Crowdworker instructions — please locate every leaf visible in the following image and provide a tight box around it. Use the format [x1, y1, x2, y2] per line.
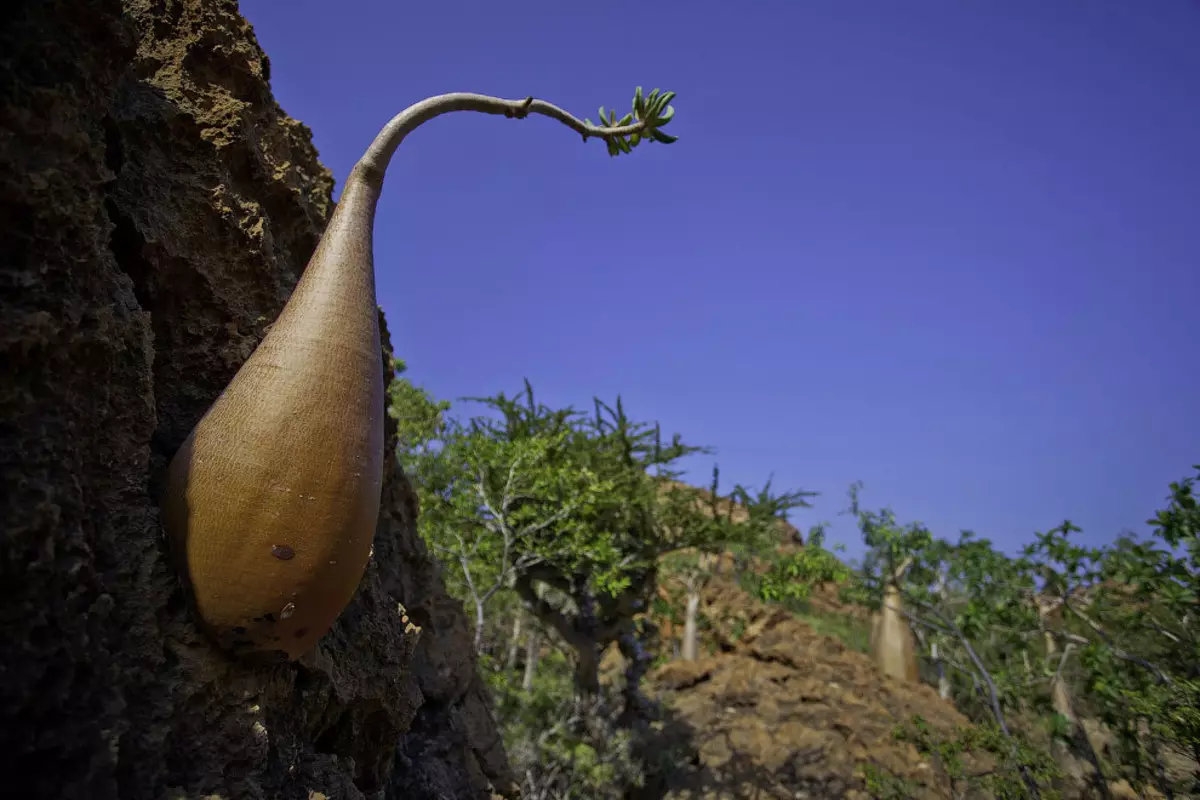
[653, 91, 676, 116]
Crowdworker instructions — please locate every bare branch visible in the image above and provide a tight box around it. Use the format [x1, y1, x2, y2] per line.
[1046, 626, 1173, 686]
[1053, 642, 1074, 686]
[906, 595, 1043, 799]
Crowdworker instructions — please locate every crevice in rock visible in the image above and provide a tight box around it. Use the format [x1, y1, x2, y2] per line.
[103, 114, 124, 176]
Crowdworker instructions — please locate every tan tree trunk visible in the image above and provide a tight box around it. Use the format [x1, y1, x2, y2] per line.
[682, 590, 701, 661]
[869, 558, 920, 683]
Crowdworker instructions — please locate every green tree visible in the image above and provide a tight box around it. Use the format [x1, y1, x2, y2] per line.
[390, 370, 808, 713]
[816, 472, 1200, 799]
[1022, 468, 1200, 797]
[833, 487, 1058, 798]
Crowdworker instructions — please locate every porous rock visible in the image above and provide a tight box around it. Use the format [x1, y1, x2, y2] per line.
[0, 0, 512, 797]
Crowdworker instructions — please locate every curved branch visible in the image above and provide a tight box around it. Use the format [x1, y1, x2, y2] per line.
[357, 92, 650, 182]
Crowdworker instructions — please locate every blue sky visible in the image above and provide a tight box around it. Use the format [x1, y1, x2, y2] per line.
[241, 0, 1199, 562]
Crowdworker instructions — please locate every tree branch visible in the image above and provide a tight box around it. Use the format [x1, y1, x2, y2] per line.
[906, 595, 1043, 799]
[358, 93, 653, 183]
[515, 573, 587, 652]
[1051, 641, 1074, 689]
[1046, 626, 1173, 686]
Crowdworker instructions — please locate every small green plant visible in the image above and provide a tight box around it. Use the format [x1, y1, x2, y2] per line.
[865, 715, 1063, 800]
[794, 606, 871, 654]
[751, 524, 850, 604]
[860, 763, 921, 799]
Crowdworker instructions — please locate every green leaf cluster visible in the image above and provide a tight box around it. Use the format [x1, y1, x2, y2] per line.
[587, 86, 678, 156]
[752, 525, 850, 604]
[862, 715, 1062, 800]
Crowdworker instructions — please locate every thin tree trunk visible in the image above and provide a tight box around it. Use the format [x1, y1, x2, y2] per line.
[473, 597, 486, 655]
[506, 608, 524, 670]
[1045, 632, 1112, 799]
[522, 628, 539, 691]
[932, 641, 952, 699]
[682, 590, 701, 661]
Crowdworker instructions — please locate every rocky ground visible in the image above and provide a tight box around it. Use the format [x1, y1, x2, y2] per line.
[639, 573, 1175, 800]
[642, 578, 986, 799]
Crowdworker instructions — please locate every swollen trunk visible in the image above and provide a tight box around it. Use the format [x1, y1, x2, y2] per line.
[161, 171, 386, 662]
[869, 584, 920, 683]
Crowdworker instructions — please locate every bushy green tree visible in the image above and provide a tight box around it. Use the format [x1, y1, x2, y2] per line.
[388, 364, 808, 793]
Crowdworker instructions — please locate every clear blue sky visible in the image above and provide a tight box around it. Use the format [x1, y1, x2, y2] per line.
[241, 0, 1199, 562]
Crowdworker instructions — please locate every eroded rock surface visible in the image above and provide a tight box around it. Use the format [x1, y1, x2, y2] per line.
[0, 0, 511, 797]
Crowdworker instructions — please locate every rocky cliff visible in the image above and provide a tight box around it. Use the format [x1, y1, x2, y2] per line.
[0, 0, 512, 797]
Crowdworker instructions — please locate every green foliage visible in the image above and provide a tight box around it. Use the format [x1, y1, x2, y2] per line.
[752, 524, 850, 604]
[387, 357, 450, 462]
[486, 647, 645, 799]
[388, 355, 1198, 798]
[863, 715, 1062, 800]
[659, 465, 816, 655]
[586, 86, 679, 155]
[837, 471, 1200, 797]
[389, 364, 810, 792]
[793, 606, 871, 654]
[860, 763, 921, 800]
[1017, 467, 1200, 794]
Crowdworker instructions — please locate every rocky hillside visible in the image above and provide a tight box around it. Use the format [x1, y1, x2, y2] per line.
[641, 576, 982, 799]
[0, 1, 511, 797]
[643, 569, 1170, 799]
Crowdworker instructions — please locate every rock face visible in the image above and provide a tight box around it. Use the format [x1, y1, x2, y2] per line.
[0, 0, 511, 797]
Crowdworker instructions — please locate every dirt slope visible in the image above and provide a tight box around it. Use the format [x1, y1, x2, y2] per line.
[646, 579, 986, 799]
